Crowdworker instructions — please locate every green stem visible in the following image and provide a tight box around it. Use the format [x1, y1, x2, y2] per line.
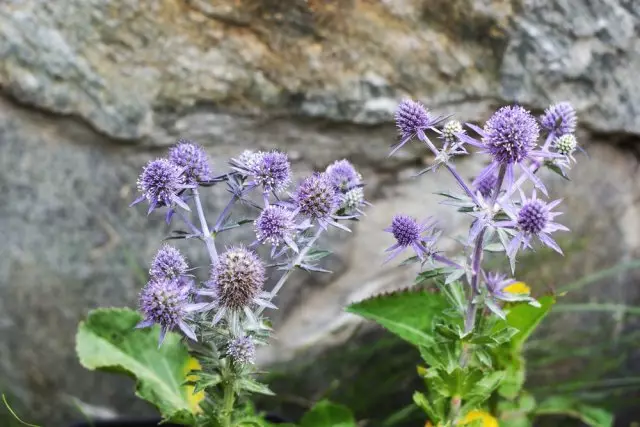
[221, 380, 236, 427]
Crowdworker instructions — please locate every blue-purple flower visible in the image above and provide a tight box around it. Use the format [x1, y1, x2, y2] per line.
[482, 271, 540, 318]
[149, 244, 189, 280]
[540, 102, 577, 137]
[497, 191, 568, 262]
[137, 277, 198, 345]
[325, 159, 361, 192]
[391, 99, 444, 156]
[460, 105, 558, 195]
[251, 151, 291, 193]
[227, 336, 256, 365]
[294, 173, 341, 229]
[384, 215, 440, 262]
[133, 158, 190, 213]
[201, 247, 274, 325]
[169, 140, 212, 185]
[254, 205, 298, 251]
[472, 172, 498, 200]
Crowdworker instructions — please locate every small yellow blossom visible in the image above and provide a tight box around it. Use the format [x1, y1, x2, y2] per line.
[459, 410, 499, 427]
[183, 357, 205, 413]
[503, 281, 530, 295]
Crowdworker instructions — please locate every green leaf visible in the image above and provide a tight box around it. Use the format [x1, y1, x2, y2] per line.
[497, 354, 525, 399]
[413, 392, 443, 424]
[304, 249, 332, 262]
[238, 378, 275, 396]
[299, 400, 357, 427]
[535, 396, 613, 427]
[415, 268, 448, 285]
[506, 296, 555, 349]
[346, 289, 446, 347]
[76, 308, 198, 424]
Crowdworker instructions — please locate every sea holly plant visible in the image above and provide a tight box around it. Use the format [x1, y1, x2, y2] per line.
[349, 100, 611, 426]
[75, 140, 368, 426]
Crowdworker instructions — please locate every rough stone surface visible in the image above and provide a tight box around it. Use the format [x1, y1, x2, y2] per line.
[1, 0, 640, 425]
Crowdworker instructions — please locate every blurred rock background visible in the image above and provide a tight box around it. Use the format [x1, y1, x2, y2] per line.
[1, 0, 639, 425]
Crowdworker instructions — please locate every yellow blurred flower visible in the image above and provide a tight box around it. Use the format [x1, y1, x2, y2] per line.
[503, 281, 530, 295]
[459, 410, 499, 427]
[183, 357, 205, 413]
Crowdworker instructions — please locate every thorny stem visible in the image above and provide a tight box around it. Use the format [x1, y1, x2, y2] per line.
[451, 164, 506, 425]
[220, 378, 236, 427]
[213, 194, 237, 232]
[255, 226, 325, 316]
[193, 188, 219, 265]
[419, 135, 479, 205]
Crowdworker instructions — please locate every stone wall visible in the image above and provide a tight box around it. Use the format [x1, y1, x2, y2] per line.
[1, 1, 639, 425]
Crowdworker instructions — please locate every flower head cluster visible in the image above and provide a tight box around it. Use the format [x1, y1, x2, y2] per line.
[203, 247, 273, 325]
[137, 277, 196, 345]
[392, 99, 443, 155]
[169, 140, 212, 185]
[227, 336, 256, 365]
[483, 105, 540, 165]
[325, 159, 361, 192]
[135, 159, 186, 212]
[460, 105, 559, 195]
[294, 173, 340, 228]
[472, 172, 497, 199]
[149, 245, 189, 280]
[254, 205, 297, 250]
[498, 191, 568, 263]
[442, 120, 464, 146]
[384, 215, 440, 262]
[250, 151, 291, 193]
[541, 102, 577, 137]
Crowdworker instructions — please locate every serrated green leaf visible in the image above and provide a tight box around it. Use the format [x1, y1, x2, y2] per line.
[238, 378, 275, 396]
[76, 308, 198, 424]
[535, 396, 613, 427]
[300, 400, 356, 427]
[506, 296, 556, 349]
[413, 392, 442, 423]
[346, 290, 446, 347]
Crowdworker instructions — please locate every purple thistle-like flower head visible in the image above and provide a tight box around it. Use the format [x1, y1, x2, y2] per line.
[254, 205, 296, 247]
[325, 159, 361, 192]
[251, 151, 291, 192]
[169, 140, 212, 184]
[227, 336, 256, 365]
[472, 172, 497, 199]
[389, 215, 421, 247]
[149, 244, 189, 280]
[294, 173, 339, 223]
[395, 99, 432, 138]
[483, 106, 540, 165]
[136, 158, 185, 208]
[541, 102, 577, 136]
[384, 215, 440, 262]
[208, 247, 266, 311]
[497, 191, 569, 269]
[517, 199, 548, 234]
[138, 277, 194, 344]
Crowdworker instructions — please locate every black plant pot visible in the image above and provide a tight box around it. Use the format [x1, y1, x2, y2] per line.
[69, 414, 289, 427]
